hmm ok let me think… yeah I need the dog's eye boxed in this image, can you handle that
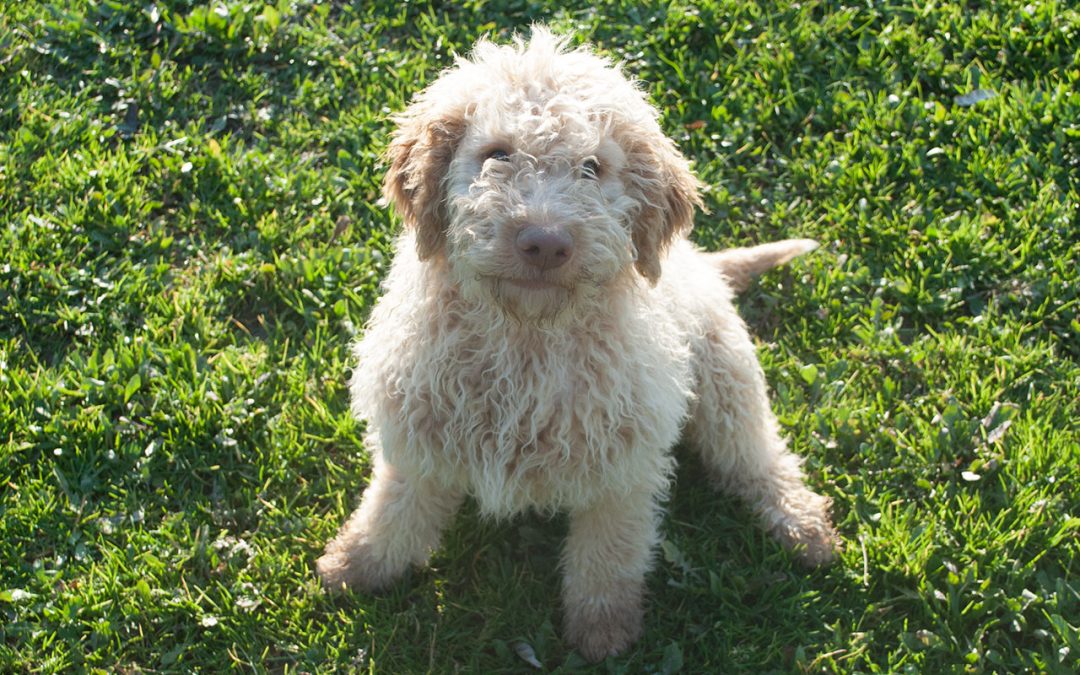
[581,158,600,180]
[486,148,511,162]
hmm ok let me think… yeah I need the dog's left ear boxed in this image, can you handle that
[622,131,703,284]
[383,103,467,260]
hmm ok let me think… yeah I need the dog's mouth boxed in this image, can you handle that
[480,275,576,321]
[479,274,572,293]
[505,278,565,291]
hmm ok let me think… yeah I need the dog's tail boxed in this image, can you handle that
[706,239,819,292]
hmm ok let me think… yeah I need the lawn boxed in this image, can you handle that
[2,0,1078,672]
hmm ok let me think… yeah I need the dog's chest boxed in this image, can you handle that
[436,331,630,459]
[391,320,688,511]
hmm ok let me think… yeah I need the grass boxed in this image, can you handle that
[1,0,1078,671]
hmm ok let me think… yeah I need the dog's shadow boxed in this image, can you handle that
[323,447,863,671]
[651,448,864,671]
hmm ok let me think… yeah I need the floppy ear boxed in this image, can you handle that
[382,104,466,260]
[621,131,703,284]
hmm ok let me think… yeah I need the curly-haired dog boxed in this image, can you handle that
[317,28,838,661]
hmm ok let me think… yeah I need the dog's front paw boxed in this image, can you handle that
[563,591,644,662]
[315,542,403,594]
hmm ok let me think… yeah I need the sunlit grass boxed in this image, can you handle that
[2,1,1078,671]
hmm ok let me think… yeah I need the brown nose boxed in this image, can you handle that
[516,225,573,269]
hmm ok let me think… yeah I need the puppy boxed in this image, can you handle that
[318,28,838,661]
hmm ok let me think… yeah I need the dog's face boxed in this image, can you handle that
[384,29,702,320]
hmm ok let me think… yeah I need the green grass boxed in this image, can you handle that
[2,0,1078,671]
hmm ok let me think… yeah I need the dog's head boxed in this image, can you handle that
[383,27,702,320]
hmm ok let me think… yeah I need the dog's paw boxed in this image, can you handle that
[767,492,840,567]
[315,543,402,594]
[563,592,644,662]
[778,520,841,567]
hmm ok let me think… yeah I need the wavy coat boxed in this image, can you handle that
[317,28,838,662]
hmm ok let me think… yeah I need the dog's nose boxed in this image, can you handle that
[516,225,573,270]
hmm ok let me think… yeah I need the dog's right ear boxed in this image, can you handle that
[382,104,466,260]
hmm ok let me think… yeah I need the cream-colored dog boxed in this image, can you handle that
[317,28,838,661]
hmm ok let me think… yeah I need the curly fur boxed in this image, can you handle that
[317,28,839,662]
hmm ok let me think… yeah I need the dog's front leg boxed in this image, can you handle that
[561,485,662,661]
[317,453,463,593]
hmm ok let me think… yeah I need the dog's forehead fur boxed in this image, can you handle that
[420,28,662,154]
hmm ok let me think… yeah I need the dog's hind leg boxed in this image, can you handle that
[316,451,463,593]
[684,322,838,566]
